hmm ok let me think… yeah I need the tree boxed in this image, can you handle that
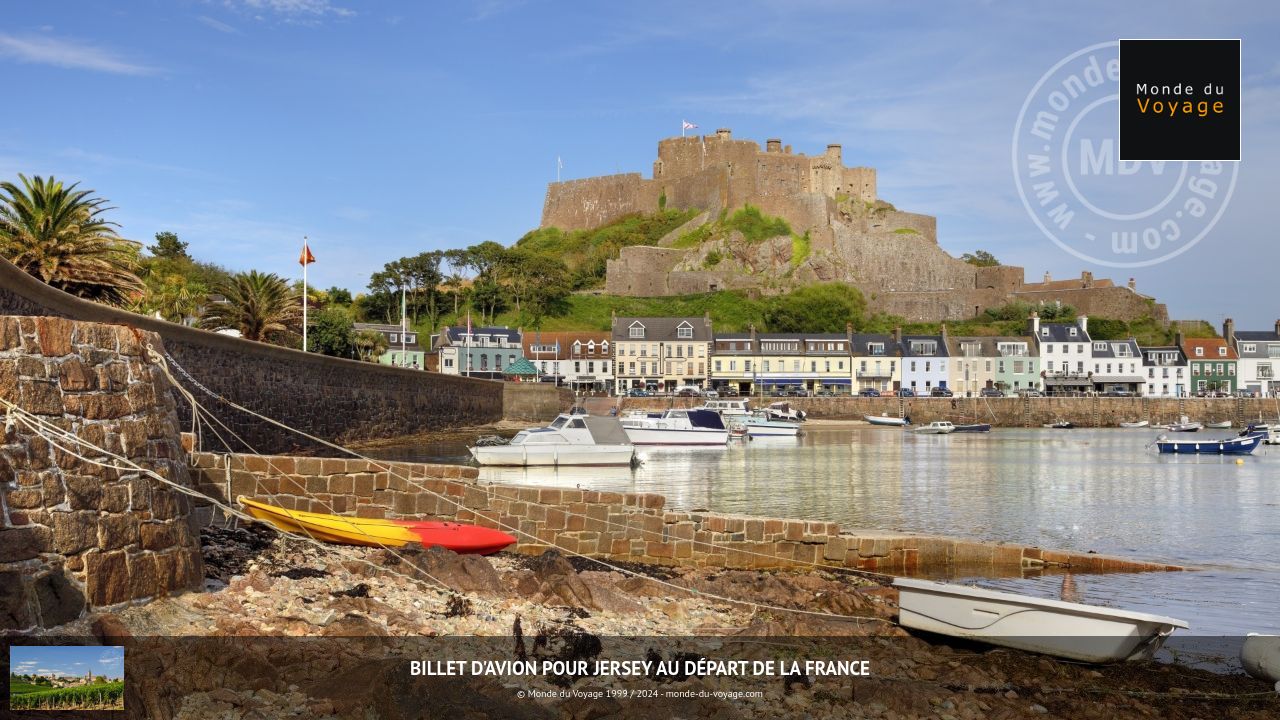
[307,305,356,357]
[139,273,205,323]
[504,249,570,323]
[353,329,389,362]
[0,174,144,305]
[199,270,301,343]
[325,286,353,305]
[961,250,1000,267]
[764,283,867,333]
[461,240,507,281]
[400,250,444,329]
[148,231,190,261]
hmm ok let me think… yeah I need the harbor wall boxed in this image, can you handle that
[0,317,204,632]
[0,260,567,454]
[190,451,1180,578]
[618,396,1278,427]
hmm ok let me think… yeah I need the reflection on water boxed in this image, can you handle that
[368,427,1280,635]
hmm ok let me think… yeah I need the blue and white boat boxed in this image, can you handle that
[620,408,729,445]
[742,409,802,437]
[1154,430,1264,455]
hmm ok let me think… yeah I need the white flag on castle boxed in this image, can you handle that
[682,120,698,130]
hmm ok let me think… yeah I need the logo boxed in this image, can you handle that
[1012,41,1238,268]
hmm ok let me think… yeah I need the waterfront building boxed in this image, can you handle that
[351,322,425,368]
[946,335,1040,396]
[898,329,950,394]
[522,331,613,393]
[851,333,900,393]
[708,326,854,395]
[1142,335,1190,397]
[1181,335,1237,395]
[1088,338,1144,395]
[611,313,712,393]
[431,325,524,380]
[1030,313,1094,395]
[1225,318,1280,397]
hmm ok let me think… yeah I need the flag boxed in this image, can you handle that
[557,156,563,170]
[299,242,315,266]
[682,120,698,130]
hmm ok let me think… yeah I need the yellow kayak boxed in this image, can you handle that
[237,496,517,554]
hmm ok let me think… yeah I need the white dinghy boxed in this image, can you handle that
[1241,634,1280,686]
[893,578,1188,663]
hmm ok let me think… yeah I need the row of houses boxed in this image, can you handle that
[353,314,1280,398]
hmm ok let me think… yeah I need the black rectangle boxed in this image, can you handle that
[1119,39,1240,161]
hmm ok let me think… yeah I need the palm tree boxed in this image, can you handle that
[200,270,301,342]
[0,174,144,305]
[353,329,389,362]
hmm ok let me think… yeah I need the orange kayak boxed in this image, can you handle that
[238,496,517,554]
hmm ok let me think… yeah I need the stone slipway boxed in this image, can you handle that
[191,451,1183,578]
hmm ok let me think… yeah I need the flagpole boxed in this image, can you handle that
[400,283,407,367]
[556,156,561,183]
[301,236,308,353]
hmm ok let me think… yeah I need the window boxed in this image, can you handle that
[910,341,937,355]
[1195,347,1204,357]
[677,322,693,339]
[763,360,771,372]
[1047,361,1054,371]
[1218,347,1226,356]
[1078,344,1085,353]
[1041,328,1049,336]
[1114,344,1133,357]
[1260,363,1274,379]
[406,334,415,344]
[744,360,752,372]
[1013,360,1024,374]
[911,361,917,372]
[1069,328,1077,336]
[574,361,581,373]
[868,342,885,355]
[1094,342,1108,352]
[1046,344,1053,353]
[1192,363,1200,374]
[714,360,722,372]
[730,361,737,371]
[629,323,645,338]
[985,360,992,372]
[390,333,398,343]
[1270,344,1280,358]
[860,360,867,372]
[1242,343,1257,354]
[444,358,453,368]
[1229,365,1236,375]
[999,360,1006,373]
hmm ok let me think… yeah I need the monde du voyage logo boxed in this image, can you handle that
[1013,40,1240,268]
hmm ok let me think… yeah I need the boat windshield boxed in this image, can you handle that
[549,416,568,429]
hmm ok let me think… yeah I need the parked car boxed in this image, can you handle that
[674,386,702,397]
[1101,389,1133,397]
[1017,389,1044,397]
[784,388,807,397]
[627,388,650,397]
[815,389,833,397]
[859,388,881,397]
[704,390,720,399]
[979,388,1004,398]
[894,388,915,398]
[930,387,954,397]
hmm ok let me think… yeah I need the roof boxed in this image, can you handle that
[1182,337,1238,360]
[850,333,898,356]
[441,325,522,344]
[1035,322,1091,343]
[353,323,424,351]
[900,335,949,357]
[522,331,611,359]
[502,358,540,376]
[1088,338,1141,359]
[612,316,713,342]
[1141,345,1188,364]
[945,336,1034,357]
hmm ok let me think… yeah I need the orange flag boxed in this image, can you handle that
[299,242,316,266]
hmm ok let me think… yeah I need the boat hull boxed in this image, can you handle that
[1119,421,1149,428]
[1155,434,1262,454]
[1241,634,1280,683]
[622,427,729,445]
[952,424,991,433]
[470,444,635,466]
[865,415,909,427]
[894,578,1187,663]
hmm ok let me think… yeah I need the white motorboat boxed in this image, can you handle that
[912,421,955,434]
[698,398,752,417]
[1119,420,1149,428]
[865,414,910,427]
[766,401,806,422]
[741,409,801,437]
[1205,420,1232,429]
[1240,423,1280,445]
[470,413,634,466]
[620,408,729,445]
[893,578,1188,663]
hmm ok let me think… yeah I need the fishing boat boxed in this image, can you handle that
[1163,415,1203,432]
[1154,431,1264,455]
[893,578,1188,663]
[620,408,729,445]
[1119,420,1149,428]
[741,409,802,437]
[765,401,806,422]
[1205,420,1232,429]
[952,423,992,433]
[697,398,752,417]
[1241,423,1280,445]
[470,412,634,466]
[912,421,955,434]
[1043,420,1074,429]
[865,414,910,427]
[239,497,517,554]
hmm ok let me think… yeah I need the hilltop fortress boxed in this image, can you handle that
[541,129,1167,323]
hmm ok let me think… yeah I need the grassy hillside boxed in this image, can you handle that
[444,291,772,332]
[514,209,698,288]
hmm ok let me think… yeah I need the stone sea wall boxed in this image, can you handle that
[191,451,1178,577]
[0,317,204,632]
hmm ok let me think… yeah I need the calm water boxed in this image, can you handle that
[370,427,1280,637]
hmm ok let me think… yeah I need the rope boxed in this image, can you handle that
[150,345,891,624]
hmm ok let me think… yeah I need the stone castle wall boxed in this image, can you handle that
[191,451,1177,577]
[1,317,204,632]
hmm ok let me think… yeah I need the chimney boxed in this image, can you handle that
[893,326,902,344]
[940,322,948,341]
[846,321,854,345]
[784,144,792,154]
[1275,319,1280,337]
[1223,318,1235,345]
[1081,271,1093,287]
[1175,330,1185,348]
[766,138,782,153]
[1077,315,1088,335]
[1028,311,1040,337]
[748,323,758,344]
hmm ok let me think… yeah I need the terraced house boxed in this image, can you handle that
[898,329,950,394]
[946,335,1040,396]
[709,326,854,395]
[1031,314,1093,396]
[1088,337,1144,395]
[432,325,524,381]
[1142,336,1190,398]
[522,331,613,392]
[1181,335,1237,395]
[851,334,900,393]
[611,313,713,393]
[1224,318,1280,397]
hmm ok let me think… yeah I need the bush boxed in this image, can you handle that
[726,205,791,243]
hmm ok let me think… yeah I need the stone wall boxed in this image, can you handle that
[1,317,204,632]
[191,451,1178,577]
[503,383,575,423]
[0,258,536,454]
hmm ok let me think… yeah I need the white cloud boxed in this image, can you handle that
[225,0,355,22]
[0,33,159,76]
[197,15,241,34]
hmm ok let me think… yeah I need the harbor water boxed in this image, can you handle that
[369,426,1280,637]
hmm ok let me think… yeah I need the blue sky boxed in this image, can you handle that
[2,1,1277,326]
[9,645,124,680]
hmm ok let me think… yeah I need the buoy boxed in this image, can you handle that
[1236,458,1245,465]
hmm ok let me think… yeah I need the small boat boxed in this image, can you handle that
[239,497,517,554]
[1205,420,1232,429]
[741,409,802,437]
[864,414,909,427]
[913,421,955,435]
[1241,423,1280,445]
[766,401,806,422]
[621,408,729,445]
[470,412,634,466]
[893,578,1188,663]
[1163,415,1202,432]
[1043,420,1074,429]
[1154,431,1264,455]
[952,423,992,433]
[1241,634,1280,684]
[1119,420,1149,429]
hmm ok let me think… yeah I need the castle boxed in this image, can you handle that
[541,129,1167,323]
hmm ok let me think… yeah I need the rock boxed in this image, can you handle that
[0,524,52,562]
[387,545,504,594]
[91,613,134,642]
[1030,703,1048,714]
[50,510,98,554]
[0,572,36,631]
[33,569,85,626]
[86,550,132,606]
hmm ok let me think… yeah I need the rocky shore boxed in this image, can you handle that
[31,524,1276,719]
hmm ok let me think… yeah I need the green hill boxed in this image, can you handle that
[514,209,698,289]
